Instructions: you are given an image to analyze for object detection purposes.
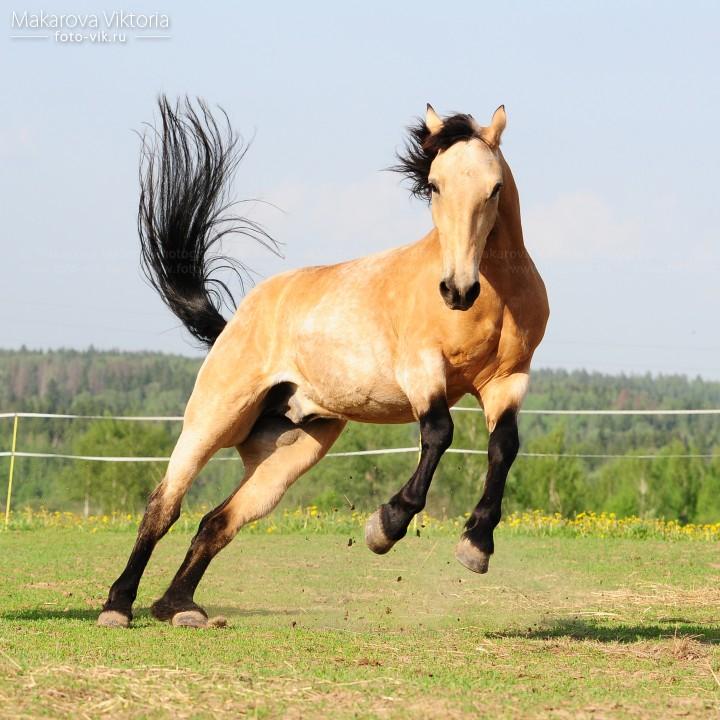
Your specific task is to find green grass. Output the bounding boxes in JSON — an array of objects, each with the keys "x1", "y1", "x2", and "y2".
[
  {"x1": 1, "y1": 525, "x2": 719, "y2": 718},
  {"x1": 9, "y1": 507, "x2": 720, "y2": 541}
]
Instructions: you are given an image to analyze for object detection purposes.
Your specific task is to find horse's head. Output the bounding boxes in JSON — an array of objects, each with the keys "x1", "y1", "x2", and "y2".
[{"x1": 394, "y1": 105, "x2": 507, "y2": 311}]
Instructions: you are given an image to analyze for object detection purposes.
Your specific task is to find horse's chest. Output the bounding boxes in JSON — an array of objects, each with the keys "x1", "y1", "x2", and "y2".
[{"x1": 442, "y1": 313, "x2": 503, "y2": 374}]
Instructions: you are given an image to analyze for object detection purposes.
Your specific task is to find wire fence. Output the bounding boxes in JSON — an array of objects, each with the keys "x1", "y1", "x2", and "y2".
[{"x1": 2, "y1": 408, "x2": 719, "y2": 527}]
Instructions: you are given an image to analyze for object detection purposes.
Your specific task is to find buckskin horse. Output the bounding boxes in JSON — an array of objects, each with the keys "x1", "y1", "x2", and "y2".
[{"x1": 97, "y1": 98, "x2": 549, "y2": 628}]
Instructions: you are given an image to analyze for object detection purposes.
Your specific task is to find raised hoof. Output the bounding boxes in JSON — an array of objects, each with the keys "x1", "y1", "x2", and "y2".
[
  {"x1": 455, "y1": 536, "x2": 491, "y2": 574},
  {"x1": 171, "y1": 610, "x2": 209, "y2": 628},
  {"x1": 97, "y1": 610, "x2": 131, "y2": 628},
  {"x1": 365, "y1": 509, "x2": 396, "y2": 555}
]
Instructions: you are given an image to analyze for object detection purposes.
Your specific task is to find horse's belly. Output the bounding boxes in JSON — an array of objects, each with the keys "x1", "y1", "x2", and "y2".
[{"x1": 292, "y1": 336, "x2": 413, "y2": 423}]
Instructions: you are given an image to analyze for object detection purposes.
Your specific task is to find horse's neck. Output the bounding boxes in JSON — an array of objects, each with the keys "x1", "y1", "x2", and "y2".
[{"x1": 489, "y1": 154, "x2": 526, "y2": 255}]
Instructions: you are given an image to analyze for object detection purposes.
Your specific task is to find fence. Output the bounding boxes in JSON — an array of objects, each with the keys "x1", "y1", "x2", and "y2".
[{"x1": 2, "y1": 408, "x2": 719, "y2": 527}]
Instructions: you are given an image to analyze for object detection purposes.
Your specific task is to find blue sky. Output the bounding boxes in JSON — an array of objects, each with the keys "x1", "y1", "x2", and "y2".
[{"x1": 1, "y1": 1, "x2": 718, "y2": 378}]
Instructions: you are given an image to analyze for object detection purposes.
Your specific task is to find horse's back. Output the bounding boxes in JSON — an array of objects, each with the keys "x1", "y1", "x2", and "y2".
[{"x1": 197, "y1": 248, "x2": 418, "y2": 422}]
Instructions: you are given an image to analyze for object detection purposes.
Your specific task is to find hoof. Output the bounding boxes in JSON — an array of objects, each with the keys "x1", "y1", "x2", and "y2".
[
  {"x1": 97, "y1": 610, "x2": 131, "y2": 628},
  {"x1": 455, "y1": 536, "x2": 491, "y2": 574},
  {"x1": 365, "y1": 509, "x2": 396, "y2": 555},
  {"x1": 208, "y1": 615, "x2": 228, "y2": 628},
  {"x1": 171, "y1": 610, "x2": 209, "y2": 628}
]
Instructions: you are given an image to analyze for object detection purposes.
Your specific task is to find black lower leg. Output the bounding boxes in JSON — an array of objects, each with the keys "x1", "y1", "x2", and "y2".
[
  {"x1": 378, "y1": 398, "x2": 453, "y2": 541},
  {"x1": 463, "y1": 409, "x2": 519, "y2": 555},
  {"x1": 101, "y1": 482, "x2": 181, "y2": 619},
  {"x1": 151, "y1": 504, "x2": 234, "y2": 621}
]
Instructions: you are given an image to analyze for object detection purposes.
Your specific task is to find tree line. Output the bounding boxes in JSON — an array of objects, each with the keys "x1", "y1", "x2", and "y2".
[{"x1": 1, "y1": 348, "x2": 719, "y2": 522}]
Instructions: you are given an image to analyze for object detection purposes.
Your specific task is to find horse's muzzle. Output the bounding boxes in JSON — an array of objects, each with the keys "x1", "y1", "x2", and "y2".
[{"x1": 439, "y1": 279, "x2": 481, "y2": 311}]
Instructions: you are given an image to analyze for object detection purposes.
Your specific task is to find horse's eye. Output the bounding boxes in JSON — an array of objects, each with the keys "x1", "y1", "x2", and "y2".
[
  {"x1": 490, "y1": 182, "x2": 503, "y2": 199},
  {"x1": 428, "y1": 182, "x2": 439, "y2": 195}
]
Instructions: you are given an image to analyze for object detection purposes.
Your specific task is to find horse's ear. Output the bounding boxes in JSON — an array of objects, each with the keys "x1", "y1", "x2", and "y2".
[
  {"x1": 425, "y1": 103, "x2": 444, "y2": 134},
  {"x1": 481, "y1": 105, "x2": 507, "y2": 148}
]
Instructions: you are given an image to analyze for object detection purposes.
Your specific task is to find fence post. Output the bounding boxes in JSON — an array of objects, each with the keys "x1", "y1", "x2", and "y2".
[{"x1": 4, "y1": 414, "x2": 19, "y2": 529}]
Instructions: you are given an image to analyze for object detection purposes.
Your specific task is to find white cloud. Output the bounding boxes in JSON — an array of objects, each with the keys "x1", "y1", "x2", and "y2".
[
  {"x1": 228, "y1": 173, "x2": 430, "y2": 279},
  {"x1": 524, "y1": 191, "x2": 644, "y2": 262}
]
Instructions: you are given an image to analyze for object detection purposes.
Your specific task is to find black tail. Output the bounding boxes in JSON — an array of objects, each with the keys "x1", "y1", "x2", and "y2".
[{"x1": 138, "y1": 96, "x2": 276, "y2": 348}]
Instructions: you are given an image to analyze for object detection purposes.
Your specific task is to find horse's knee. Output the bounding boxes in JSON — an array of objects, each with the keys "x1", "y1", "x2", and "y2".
[
  {"x1": 420, "y1": 399, "x2": 454, "y2": 452},
  {"x1": 488, "y1": 410, "x2": 519, "y2": 467}
]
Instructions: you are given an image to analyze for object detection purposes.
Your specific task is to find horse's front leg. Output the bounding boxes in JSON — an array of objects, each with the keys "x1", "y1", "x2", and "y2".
[
  {"x1": 455, "y1": 372, "x2": 527, "y2": 573},
  {"x1": 365, "y1": 396, "x2": 453, "y2": 554}
]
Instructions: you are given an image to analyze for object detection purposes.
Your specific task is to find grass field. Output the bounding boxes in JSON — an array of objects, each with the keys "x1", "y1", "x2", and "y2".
[{"x1": 1, "y1": 517, "x2": 719, "y2": 718}]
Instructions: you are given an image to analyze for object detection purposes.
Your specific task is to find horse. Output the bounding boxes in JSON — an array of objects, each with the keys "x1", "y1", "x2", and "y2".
[{"x1": 97, "y1": 97, "x2": 549, "y2": 628}]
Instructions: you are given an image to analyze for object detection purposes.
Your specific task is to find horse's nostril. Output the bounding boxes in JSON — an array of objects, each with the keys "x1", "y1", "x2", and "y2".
[
  {"x1": 439, "y1": 280, "x2": 455, "y2": 303},
  {"x1": 466, "y1": 281, "x2": 481, "y2": 304}
]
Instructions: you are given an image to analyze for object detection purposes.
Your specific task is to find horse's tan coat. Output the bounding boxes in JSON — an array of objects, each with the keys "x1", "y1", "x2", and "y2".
[
  {"x1": 166, "y1": 108, "x2": 548, "y2": 538},
  {"x1": 98, "y1": 105, "x2": 550, "y2": 627}
]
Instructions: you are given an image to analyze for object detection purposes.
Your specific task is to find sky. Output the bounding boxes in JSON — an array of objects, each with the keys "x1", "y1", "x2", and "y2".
[{"x1": 1, "y1": 1, "x2": 719, "y2": 379}]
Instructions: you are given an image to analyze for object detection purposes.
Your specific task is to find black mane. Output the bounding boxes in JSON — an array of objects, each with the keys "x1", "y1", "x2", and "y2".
[{"x1": 390, "y1": 113, "x2": 480, "y2": 201}]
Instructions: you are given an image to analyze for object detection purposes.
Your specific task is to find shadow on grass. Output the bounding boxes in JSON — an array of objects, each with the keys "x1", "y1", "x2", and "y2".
[
  {"x1": 1, "y1": 606, "x2": 303, "y2": 623},
  {"x1": 2, "y1": 608, "x2": 100, "y2": 621},
  {"x1": 494, "y1": 617, "x2": 720, "y2": 644}
]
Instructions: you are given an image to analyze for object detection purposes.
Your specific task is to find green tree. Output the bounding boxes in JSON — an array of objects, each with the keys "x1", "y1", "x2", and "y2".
[{"x1": 59, "y1": 420, "x2": 174, "y2": 514}]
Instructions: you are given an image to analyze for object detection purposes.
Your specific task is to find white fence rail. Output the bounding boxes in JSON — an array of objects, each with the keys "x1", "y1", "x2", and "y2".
[
  {"x1": 4, "y1": 408, "x2": 720, "y2": 421},
  {"x1": 2, "y1": 409, "x2": 719, "y2": 527}
]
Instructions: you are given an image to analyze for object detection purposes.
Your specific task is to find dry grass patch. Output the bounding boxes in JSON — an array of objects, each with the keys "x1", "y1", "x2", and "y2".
[
  {"x1": 0, "y1": 664, "x2": 425, "y2": 719},
  {"x1": 591, "y1": 583, "x2": 720, "y2": 609}
]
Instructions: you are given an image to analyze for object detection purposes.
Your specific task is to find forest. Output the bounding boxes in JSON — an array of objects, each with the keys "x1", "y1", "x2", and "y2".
[{"x1": 1, "y1": 348, "x2": 719, "y2": 521}]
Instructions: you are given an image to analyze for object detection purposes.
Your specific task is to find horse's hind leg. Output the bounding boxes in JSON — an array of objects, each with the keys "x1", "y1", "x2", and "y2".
[
  {"x1": 150, "y1": 415, "x2": 345, "y2": 627},
  {"x1": 96, "y1": 374, "x2": 268, "y2": 628},
  {"x1": 96, "y1": 428, "x2": 221, "y2": 627}
]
